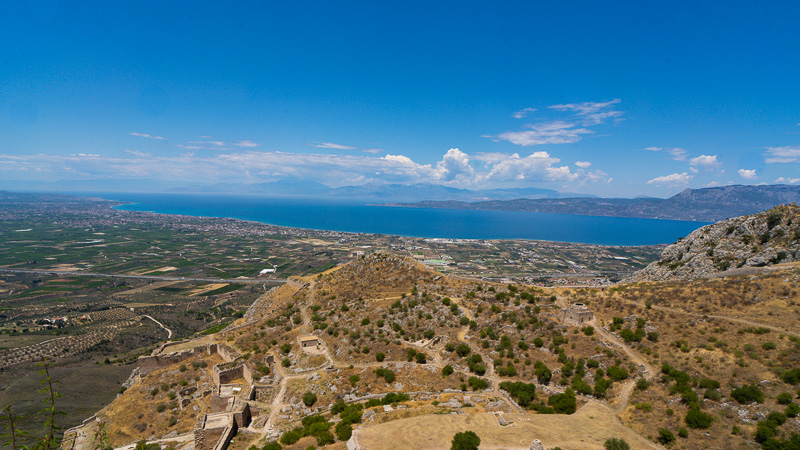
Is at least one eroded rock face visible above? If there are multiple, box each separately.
[627,205,800,282]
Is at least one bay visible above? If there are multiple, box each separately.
[103,193,706,246]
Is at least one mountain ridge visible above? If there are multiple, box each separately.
[387,185,800,222]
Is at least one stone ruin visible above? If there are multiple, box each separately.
[559,303,593,326]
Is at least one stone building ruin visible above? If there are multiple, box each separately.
[560,303,593,326]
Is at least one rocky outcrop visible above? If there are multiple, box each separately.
[627,204,800,282]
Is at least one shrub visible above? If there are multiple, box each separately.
[731,384,764,404]
[302,391,318,407]
[603,438,630,450]
[704,389,721,401]
[451,431,481,450]
[315,431,334,446]
[777,392,794,405]
[455,343,471,357]
[375,368,396,383]
[499,381,536,407]
[335,421,352,441]
[331,401,346,415]
[685,408,714,429]
[261,442,281,450]
[442,365,454,377]
[657,428,675,444]
[548,388,576,414]
[468,377,489,391]
[678,427,688,438]
[375,352,385,362]
[280,428,303,445]
[782,368,800,385]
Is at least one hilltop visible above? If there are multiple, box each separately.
[52,249,800,450]
[629,204,800,282]
[387,184,800,222]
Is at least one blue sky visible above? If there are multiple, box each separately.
[1,0,799,197]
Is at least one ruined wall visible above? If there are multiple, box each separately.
[194,426,226,450]
[217,344,240,363]
[138,344,218,375]
[232,403,251,428]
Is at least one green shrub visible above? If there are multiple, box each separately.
[731,384,764,404]
[657,428,675,444]
[603,438,630,450]
[451,431,481,450]
[685,408,714,429]
[302,391,317,407]
[548,388,576,414]
[778,392,794,405]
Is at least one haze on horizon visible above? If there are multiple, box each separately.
[1,1,799,198]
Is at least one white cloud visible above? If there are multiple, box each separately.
[0,147,615,188]
[738,169,758,179]
[644,146,663,151]
[548,99,623,125]
[486,121,593,146]
[309,142,358,150]
[233,140,259,148]
[689,154,721,168]
[129,132,167,140]
[434,148,475,181]
[668,147,687,161]
[362,148,383,154]
[512,107,537,119]
[775,177,800,184]
[765,145,800,163]
[574,161,592,168]
[646,172,693,185]
[482,152,576,182]
[486,99,622,147]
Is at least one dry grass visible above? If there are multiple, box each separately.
[352,401,659,449]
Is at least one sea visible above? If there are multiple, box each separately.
[100,193,707,246]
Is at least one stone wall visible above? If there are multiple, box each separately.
[213,363,253,385]
[138,343,218,375]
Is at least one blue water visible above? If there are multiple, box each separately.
[100,193,706,246]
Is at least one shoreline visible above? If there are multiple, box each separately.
[101,193,696,247]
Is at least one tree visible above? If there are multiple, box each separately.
[442,365,454,377]
[548,388,576,414]
[302,391,318,407]
[451,431,481,450]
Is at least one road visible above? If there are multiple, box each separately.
[0,267,288,285]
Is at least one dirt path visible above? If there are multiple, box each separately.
[141,314,172,339]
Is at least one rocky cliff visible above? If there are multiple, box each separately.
[627,204,800,281]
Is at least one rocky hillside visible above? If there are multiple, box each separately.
[628,204,800,281]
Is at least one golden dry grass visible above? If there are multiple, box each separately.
[352,401,660,450]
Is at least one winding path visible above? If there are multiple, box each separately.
[141,314,172,339]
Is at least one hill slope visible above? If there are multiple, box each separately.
[388,184,800,222]
[628,204,800,281]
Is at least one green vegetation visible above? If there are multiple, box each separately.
[450,431,481,450]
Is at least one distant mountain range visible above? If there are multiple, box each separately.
[0,178,593,202]
[386,185,800,222]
